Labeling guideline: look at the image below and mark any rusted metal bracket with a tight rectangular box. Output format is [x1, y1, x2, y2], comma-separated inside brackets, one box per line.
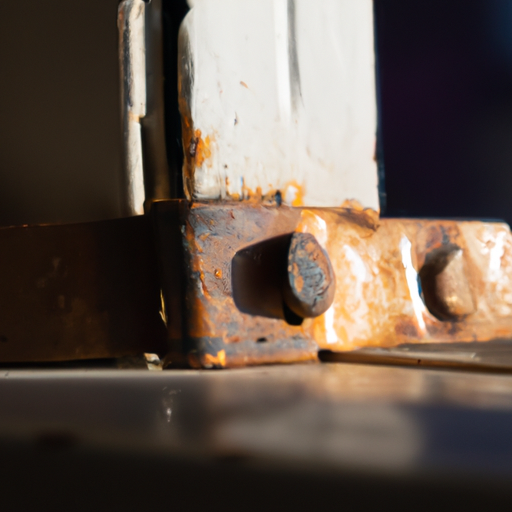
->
[0, 216, 166, 362]
[0, 2, 508, 370]
[153, 200, 512, 368]
[0, 201, 511, 368]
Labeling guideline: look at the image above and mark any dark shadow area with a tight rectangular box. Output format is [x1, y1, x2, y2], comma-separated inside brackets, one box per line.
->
[232, 234, 293, 322]
[376, 0, 512, 224]
[162, 0, 189, 198]
[0, 0, 123, 227]
[0, 440, 511, 512]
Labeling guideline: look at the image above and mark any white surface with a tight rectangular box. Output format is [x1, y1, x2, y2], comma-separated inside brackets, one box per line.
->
[118, 0, 146, 215]
[179, 0, 378, 209]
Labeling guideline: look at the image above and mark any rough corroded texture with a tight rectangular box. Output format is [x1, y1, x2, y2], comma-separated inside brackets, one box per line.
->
[154, 201, 512, 368]
[305, 209, 512, 351]
[284, 232, 335, 319]
[230, 232, 334, 323]
[153, 201, 318, 368]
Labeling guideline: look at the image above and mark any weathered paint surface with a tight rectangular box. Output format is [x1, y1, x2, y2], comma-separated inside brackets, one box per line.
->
[154, 201, 512, 368]
[118, 0, 146, 216]
[178, 0, 378, 209]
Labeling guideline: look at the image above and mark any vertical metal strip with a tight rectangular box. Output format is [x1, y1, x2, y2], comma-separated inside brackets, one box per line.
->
[142, 0, 172, 204]
[118, 0, 147, 216]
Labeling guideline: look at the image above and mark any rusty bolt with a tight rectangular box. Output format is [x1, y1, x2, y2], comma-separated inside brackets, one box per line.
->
[232, 232, 335, 322]
[282, 232, 336, 318]
[419, 244, 475, 321]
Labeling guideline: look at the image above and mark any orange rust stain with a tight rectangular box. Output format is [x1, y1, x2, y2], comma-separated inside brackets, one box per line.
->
[295, 210, 330, 250]
[340, 199, 380, 226]
[338, 200, 380, 229]
[238, 183, 264, 203]
[214, 269, 223, 279]
[309, 216, 512, 351]
[305, 240, 316, 254]
[240, 81, 249, 89]
[178, 94, 194, 199]
[182, 203, 512, 365]
[187, 297, 217, 339]
[340, 198, 365, 211]
[193, 129, 213, 167]
[203, 350, 226, 368]
[198, 270, 210, 297]
[177, 76, 214, 198]
[225, 181, 305, 206]
[286, 181, 304, 207]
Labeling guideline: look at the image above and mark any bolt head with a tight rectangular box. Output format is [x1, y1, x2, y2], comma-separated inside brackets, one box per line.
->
[283, 232, 336, 318]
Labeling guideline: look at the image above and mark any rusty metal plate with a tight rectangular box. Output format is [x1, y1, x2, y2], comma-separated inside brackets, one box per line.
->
[320, 340, 512, 374]
[153, 200, 512, 368]
[0, 216, 166, 362]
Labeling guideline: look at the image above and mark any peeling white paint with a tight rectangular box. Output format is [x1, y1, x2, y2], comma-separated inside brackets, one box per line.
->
[179, 0, 378, 208]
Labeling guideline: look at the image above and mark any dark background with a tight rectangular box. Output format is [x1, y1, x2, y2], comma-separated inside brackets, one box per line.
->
[376, 0, 512, 221]
[1, 1, 512, 225]
[0, 0, 124, 227]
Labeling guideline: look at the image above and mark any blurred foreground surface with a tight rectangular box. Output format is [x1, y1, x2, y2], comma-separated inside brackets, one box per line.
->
[2, 362, 512, 510]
